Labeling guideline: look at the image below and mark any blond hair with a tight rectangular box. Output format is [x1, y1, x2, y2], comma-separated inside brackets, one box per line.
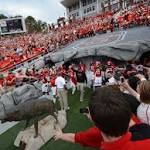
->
[139, 80, 150, 104]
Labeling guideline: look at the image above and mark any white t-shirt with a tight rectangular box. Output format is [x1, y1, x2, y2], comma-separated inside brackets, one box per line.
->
[93, 77, 102, 87]
[42, 83, 49, 93]
[137, 103, 150, 125]
[108, 77, 116, 85]
[55, 76, 66, 89]
[86, 70, 94, 86]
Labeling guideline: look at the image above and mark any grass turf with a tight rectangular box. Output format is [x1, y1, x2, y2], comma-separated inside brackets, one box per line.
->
[0, 88, 97, 150]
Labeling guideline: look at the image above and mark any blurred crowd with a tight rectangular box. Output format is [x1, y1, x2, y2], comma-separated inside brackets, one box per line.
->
[0, 1, 150, 149]
[0, 2, 149, 71]
[53, 69, 150, 150]
[0, 59, 150, 108]
[2, 57, 149, 150]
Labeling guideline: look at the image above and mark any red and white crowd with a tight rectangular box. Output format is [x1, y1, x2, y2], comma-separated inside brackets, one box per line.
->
[0, 2, 149, 71]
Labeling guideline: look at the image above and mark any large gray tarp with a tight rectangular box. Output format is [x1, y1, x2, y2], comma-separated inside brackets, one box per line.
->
[49, 27, 150, 63]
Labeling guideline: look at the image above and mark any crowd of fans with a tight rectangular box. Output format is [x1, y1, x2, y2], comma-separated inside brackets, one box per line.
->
[0, 1, 150, 149]
[2, 57, 148, 150]
[0, 58, 150, 103]
[0, 53, 150, 149]
[54, 83, 150, 150]
[49, 59, 150, 150]
[0, 2, 149, 71]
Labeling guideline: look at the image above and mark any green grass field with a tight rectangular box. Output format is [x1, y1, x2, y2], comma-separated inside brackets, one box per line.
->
[0, 88, 97, 150]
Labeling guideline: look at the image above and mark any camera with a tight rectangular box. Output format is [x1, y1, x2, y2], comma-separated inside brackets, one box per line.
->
[80, 108, 89, 114]
[120, 77, 124, 83]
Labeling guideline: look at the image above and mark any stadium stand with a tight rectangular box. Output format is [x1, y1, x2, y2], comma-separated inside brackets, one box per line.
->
[0, 2, 149, 90]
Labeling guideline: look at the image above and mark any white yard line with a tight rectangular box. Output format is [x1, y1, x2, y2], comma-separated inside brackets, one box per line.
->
[119, 31, 127, 41]
[0, 121, 19, 135]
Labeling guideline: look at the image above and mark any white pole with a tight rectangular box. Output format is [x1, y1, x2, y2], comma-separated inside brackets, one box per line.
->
[97, 0, 99, 13]
[79, 0, 83, 19]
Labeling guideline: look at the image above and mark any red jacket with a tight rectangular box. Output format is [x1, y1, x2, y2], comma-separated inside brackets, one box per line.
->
[75, 126, 102, 148]
[75, 126, 150, 150]
[75, 116, 150, 150]
[101, 132, 150, 150]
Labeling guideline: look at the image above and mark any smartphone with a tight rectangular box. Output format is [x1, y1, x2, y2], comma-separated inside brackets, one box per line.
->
[80, 108, 89, 114]
[120, 77, 124, 83]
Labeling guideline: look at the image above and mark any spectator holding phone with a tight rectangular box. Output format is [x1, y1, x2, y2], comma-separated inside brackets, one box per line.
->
[121, 74, 150, 125]
[54, 86, 150, 150]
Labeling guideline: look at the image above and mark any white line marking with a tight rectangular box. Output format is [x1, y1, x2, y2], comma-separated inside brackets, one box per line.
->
[0, 121, 19, 135]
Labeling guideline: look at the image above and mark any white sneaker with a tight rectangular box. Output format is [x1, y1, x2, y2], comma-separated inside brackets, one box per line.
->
[53, 98, 56, 103]
[67, 107, 70, 111]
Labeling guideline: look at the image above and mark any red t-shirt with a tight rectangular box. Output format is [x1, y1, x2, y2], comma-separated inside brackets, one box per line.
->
[69, 70, 77, 85]
[50, 77, 56, 87]
[78, 64, 86, 72]
[6, 73, 15, 81]
[75, 126, 150, 150]
[75, 115, 141, 149]
[6, 73, 15, 86]
[0, 78, 4, 86]
[101, 132, 150, 150]
[75, 126, 102, 148]
[61, 69, 66, 76]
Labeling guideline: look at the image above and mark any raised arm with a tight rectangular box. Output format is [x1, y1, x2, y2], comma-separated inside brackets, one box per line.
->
[54, 128, 75, 143]
[121, 80, 140, 101]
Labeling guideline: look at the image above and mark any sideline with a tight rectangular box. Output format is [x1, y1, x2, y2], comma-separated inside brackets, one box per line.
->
[119, 31, 127, 41]
[0, 121, 18, 135]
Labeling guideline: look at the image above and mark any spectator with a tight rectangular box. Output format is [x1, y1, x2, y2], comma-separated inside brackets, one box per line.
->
[50, 74, 57, 103]
[121, 74, 150, 125]
[68, 66, 77, 95]
[137, 80, 150, 125]
[54, 86, 150, 150]
[106, 70, 117, 85]
[128, 76, 140, 91]
[41, 80, 50, 95]
[74, 67, 87, 102]
[5, 71, 15, 87]
[15, 69, 25, 87]
[93, 68, 102, 90]
[0, 3, 149, 72]
[55, 72, 69, 111]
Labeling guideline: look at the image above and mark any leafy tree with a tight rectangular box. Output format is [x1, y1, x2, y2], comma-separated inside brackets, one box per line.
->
[25, 16, 48, 33]
[36, 20, 43, 32]
[0, 14, 8, 19]
[25, 16, 38, 33]
[10, 15, 22, 18]
[41, 21, 48, 32]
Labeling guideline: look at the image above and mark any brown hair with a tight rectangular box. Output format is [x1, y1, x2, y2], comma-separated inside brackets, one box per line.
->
[139, 80, 150, 104]
[89, 86, 131, 137]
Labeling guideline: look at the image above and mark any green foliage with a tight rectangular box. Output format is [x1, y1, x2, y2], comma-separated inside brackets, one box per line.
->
[0, 73, 4, 79]
[25, 16, 38, 33]
[10, 15, 23, 18]
[0, 14, 8, 19]
[25, 16, 48, 33]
